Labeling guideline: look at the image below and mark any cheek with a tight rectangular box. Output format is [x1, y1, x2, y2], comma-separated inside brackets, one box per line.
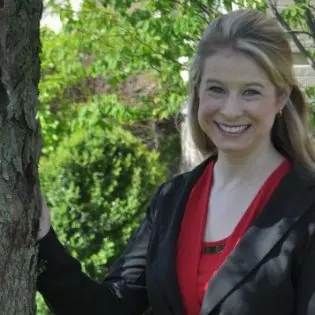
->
[198, 103, 212, 128]
[198, 98, 218, 120]
[246, 100, 277, 119]
[246, 103, 277, 129]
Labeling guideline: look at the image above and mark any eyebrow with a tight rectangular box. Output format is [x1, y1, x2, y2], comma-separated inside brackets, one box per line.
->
[205, 79, 265, 89]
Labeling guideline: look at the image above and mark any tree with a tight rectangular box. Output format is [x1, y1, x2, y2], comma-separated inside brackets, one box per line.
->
[268, 0, 315, 69]
[39, 0, 270, 157]
[0, 0, 43, 313]
[36, 1, 315, 313]
[267, 0, 315, 125]
[39, 0, 240, 174]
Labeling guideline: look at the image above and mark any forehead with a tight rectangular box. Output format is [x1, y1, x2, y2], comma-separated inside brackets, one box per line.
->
[201, 51, 272, 86]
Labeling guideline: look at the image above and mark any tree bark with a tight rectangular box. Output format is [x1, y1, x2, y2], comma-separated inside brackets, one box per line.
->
[0, 0, 43, 314]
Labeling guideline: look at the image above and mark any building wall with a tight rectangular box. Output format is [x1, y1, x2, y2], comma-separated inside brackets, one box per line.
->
[272, 0, 315, 87]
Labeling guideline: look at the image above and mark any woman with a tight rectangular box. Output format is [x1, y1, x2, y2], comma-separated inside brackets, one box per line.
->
[37, 9, 315, 315]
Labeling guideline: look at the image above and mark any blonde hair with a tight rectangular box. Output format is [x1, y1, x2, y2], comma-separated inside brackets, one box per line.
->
[188, 9, 315, 175]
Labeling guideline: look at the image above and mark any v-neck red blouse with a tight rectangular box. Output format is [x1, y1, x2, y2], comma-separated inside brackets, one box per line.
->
[176, 159, 291, 315]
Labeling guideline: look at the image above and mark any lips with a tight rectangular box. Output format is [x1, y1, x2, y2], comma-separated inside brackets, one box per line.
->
[215, 122, 251, 134]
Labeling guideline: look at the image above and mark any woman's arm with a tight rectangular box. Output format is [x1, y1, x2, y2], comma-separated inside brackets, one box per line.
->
[37, 187, 163, 315]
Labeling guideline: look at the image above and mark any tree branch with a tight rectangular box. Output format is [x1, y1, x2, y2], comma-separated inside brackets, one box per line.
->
[268, 0, 315, 70]
[173, 0, 214, 24]
[293, 0, 315, 44]
[190, 1, 212, 24]
[196, 2, 216, 16]
[286, 30, 315, 42]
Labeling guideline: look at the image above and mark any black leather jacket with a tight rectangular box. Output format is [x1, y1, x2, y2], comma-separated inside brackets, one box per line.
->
[37, 158, 315, 315]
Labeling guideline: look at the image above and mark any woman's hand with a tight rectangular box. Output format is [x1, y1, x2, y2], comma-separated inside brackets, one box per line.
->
[37, 195, 51, 241]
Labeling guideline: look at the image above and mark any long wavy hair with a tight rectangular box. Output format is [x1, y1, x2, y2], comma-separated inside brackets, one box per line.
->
[187, 9, 315, 175]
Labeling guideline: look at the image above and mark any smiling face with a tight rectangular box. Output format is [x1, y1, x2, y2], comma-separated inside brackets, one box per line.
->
[198, 50, 286, 156]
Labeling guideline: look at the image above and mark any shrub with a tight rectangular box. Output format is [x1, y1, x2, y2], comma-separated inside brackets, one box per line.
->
[39, 123, 166, 279]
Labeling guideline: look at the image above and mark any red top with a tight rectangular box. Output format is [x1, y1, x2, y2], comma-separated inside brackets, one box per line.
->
[176, 159, 291, 315]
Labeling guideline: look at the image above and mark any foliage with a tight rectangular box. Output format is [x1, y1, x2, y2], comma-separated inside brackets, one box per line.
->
[37, 109, 166, 309]
[39, 120, 166, 279]
[36, 1, 315, 313]
[36, 294, 53, 315]
[37, 95, 167, 314]
[39, 0, 315, 154]
[39, 0, 269, 154]
[268, 0, 315, 70]
[266, 0, 315, 126]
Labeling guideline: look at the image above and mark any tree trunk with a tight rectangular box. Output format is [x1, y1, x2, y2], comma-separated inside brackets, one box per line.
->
[0, 0, 43, 313]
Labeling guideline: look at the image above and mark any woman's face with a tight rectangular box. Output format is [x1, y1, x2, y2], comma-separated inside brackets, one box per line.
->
[198, 50, 287, 155]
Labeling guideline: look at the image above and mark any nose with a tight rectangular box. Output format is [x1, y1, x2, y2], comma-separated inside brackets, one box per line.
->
[220, 93, 243, 118]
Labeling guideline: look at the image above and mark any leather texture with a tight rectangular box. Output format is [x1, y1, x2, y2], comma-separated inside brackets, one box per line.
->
[37, 157, 315, 315]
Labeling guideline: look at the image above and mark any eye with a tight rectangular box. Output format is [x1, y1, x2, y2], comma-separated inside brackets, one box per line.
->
[207, 86, 225, 94]
[243, 89, 260, 96]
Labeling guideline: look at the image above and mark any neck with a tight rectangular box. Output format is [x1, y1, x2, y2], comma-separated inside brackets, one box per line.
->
[213, 140, 285, 189]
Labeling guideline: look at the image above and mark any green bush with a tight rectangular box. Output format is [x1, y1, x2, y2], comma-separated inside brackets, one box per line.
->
[39, 123, 166, 280]
[36, 294, 52, 315]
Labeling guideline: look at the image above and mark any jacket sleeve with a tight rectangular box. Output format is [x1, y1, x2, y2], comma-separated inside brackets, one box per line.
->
[295, 229, 315, 315]
[37, 186, 163, 315]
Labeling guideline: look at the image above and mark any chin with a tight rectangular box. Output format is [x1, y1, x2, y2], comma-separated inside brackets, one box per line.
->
[209, 129, 256, 154]
[217, 146, 250, 153]
[214, 140, 254, 154]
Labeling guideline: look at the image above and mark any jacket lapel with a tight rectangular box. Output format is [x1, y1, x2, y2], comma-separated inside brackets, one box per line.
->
[154, 158, 211, 315]
[200, 164, 315, 315]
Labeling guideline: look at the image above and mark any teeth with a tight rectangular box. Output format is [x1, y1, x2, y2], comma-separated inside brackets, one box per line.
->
[217, 124, 249, 133]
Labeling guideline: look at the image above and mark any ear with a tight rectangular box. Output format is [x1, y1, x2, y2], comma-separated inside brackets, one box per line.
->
[277, 87, 291, 112]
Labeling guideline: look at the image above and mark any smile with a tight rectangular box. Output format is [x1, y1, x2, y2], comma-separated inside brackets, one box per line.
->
[215, 122, 251, 134]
